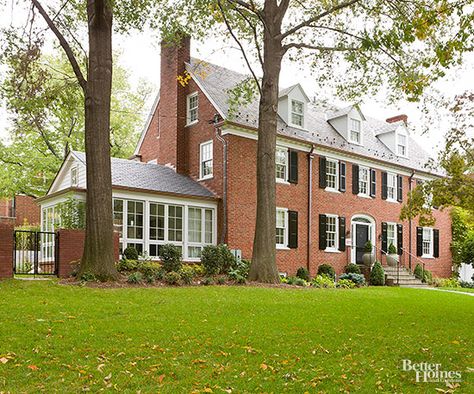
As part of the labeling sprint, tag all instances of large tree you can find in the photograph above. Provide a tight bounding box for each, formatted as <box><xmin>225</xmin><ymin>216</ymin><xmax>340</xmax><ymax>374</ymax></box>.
<box><xmin>168</xmin><ymin>0</ymin><xmax>474</xmax><ymax>282</ymax></box>
<box><xmin>0</xmin><ymin>51</ymin><xmax>150</xmax><ymax>198</ymax></box>
<box><xmin>0</xmin><ymin>0</ymin><xmax>156</xmax><ymax>279</ymax></box>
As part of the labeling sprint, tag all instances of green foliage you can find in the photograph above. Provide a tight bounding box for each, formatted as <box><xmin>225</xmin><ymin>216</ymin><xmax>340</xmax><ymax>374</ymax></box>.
<box><xmin>57</xmin><ymin>197</ymin><xmax>86</xmax><ymax>229</ymax></box>
<box><xmin>116</xmin><ymin>259</ymin><xmax>139</xmax><ymax>273</ymax></box>
<box><xmin>188</xmin><ymin>264</ymin><xmax>205</xmax><ymax>277</ymax></box>
<box><xmin>460</xmin><ymin>281</ymin><xmax>474</xmax><ymax>289</ymax></box>
<box><xmin>317</xmin><ymin>264</ymin><xmax>335</xmax><ymax>280</ymax></box>
<box><xmin>179</xmin><ymin>266</ymin><xmax>196</xmax><ymax>285</ymax></box>
<box><xmin>388</xmin><ymin>243</ymin><xmax>397</xmax><ymax>255</ymax></box>
<box><xmin>286</xmin><ymin>276</ymin><xmax>307</xmax><ymax>286</ymax></box>
<box><xmin>159</xmin><ymin>244</ymin><xmax>183</xmax><ymax>273</ymax></box>
<box><xmin>296</xmin><ymin>267</ymin><xmax>310</xmax><ymax>281</ymax></box>
<box><xmin>79</xmin><ymin>272</ymin><xmax>96</xmax><ymax>282</ymax></box>
<box><xmin>201</xmin><ymin>244</ymin><xmax>236</xmax><ymax>276</ymax></box>
<box><xmin>311</xmin><ymin>275</ymin><xmax>336</xmax><ymax>288</ymax></box>
<box><xmin>138</xmin><ymin>262</ymin><xmax>162</xmax><ymax>280</ymax></box>
<box><xmin>123</xmin><ymin>247</ymin><xmax>139</xmax><ymax>261</ymax></box>
<box><xmin>127</xmin><ymin>272</ymin><xmax>143</xmax><ymax>284</ymax></box>
<box><xmin>163</xmin><ymin>271</ymin><xmax>181</xmax><ymax>286</ymax></box>
<box><xmin>216</xmin><ymin>276</ymin><xmax>226</xmax><ymax>285</ymax></box>
<box><xmin>228</xmin><ymin>259</ymin><xmax>250</xmax><ymax>282</ymax></box>
<box><xmin>201</xmin><ymin>277</ymin><xmax>214</xmax><ymax>286</ymax></box>
<box><xmin>345</xmin><ymin>264</ymin><xmax>361</xmax><ymax>274</ymax></box>
<box><xmin>370</xmin><ymin>262</ymin><xmax>385</xmax><ymax>286</ymax></box>
<box><xmin>413</xmin><ymin>264</ymin><xmax>424</xmax><ymax>280</ymax></box>
<box><xmin>339</xmin><ymin>273</ymin><xmax>366</xmax><ymax>286</ymax></box>
<box><xmin>337</xmin><ymin>279</ymin><xmax>356</xmax><ymax>289</ymax></box>
<box><xmin>432</xmin><ymin>277</ymin><xmax>460</xmax><ymax>288</ymax></box>
<box><xmin>422</xmin><ymin>270</ymin><xmax>433</xmax><ymax>284</ymax></box>
<box><xmin>364</xmin><ymin>241</ymin><xmax>373</xmax><ymax>253</ymax></box>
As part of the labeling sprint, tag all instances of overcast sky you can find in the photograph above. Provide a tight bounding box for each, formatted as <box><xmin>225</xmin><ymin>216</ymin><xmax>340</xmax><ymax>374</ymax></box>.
<box><xmin>1</xmin><ymin>7</ymin><xmax>474</xmax><ymax>153</ymax></box>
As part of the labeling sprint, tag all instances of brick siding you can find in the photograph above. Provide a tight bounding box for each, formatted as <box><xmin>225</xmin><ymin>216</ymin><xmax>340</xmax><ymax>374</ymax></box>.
<box><xmin>0</xmin><ymin>196</ymin><xmax>40</xmax><ymax>226</ymax></box>
<box><xmin>0</xmin><ymin>223</ymin><xmax>14</xmax><ymax>279</ymax></box>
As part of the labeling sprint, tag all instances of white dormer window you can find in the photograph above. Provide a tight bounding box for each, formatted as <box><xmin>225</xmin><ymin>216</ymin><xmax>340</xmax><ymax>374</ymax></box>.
<box><xmin>70</xmin><ymin>167</ymin><xmax>78</xmax><ymax>187</ymax></box>
<box><xmin>398</xmin><ymin>134</ymin><xmax>407</xmax><ymax>156</ymax></box>
<box><xmin>186</xmin><ymin>92</ymin><xmax>199</xmax><ymax>125</ymax></box>
<box><xmin>349</xmin><ymin>118</ymin><xmax>361</xmax><ymax>144</ymax></box>
<box><xmin>291</xmin><ymin>100</ymin><xmax>304</xmax><ymax>127</ymax></box>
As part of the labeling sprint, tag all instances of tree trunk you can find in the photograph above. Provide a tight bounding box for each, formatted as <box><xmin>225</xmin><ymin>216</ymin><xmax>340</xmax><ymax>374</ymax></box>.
<box><xmin>79</xmin><ymin>0</ymin><xmax>118</xmax><ymax>280</ymax></box>
<box><xmin>248</xmin><ymin>3</ymin><xmax>284</xmax><ymax>283</ymax></box>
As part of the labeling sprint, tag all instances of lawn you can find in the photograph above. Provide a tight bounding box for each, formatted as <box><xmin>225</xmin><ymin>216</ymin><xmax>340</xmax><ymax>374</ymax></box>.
<box><xmin>0</xmin><ymin>280</ymin><xmax>472</xmax><ymax>393</ymax></box>
<box><xmin>441</xmin><ymin>287</ymin><xmax>474</xmax><ymax>294</ymax></box>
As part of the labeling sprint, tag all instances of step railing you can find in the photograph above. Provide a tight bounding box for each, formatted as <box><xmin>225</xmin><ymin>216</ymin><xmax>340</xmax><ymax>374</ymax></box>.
<box><xmin>400</xmin><ymin>247</ymin><xmax>426</xmax><ymax>278</ymax></box>
<box><xmin>372</xmin><ymin>244</ymin><xmax>402</xmax><ymax>285</ymax></box>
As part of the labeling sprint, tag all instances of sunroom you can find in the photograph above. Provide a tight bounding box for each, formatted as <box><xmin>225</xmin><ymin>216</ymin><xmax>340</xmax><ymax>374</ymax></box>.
<box><xmin>37</xmin><ymin>151</ymin><xmax>218</xmax><ymax>261</ymax></box>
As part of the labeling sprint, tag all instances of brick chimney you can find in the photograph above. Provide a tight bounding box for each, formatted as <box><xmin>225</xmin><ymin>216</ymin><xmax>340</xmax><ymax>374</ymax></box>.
<box><xmin>159</xmin><ymin>34</ymin><xmax>190</xmax><ymax>173</ymax></box>
<box><xmin>386</xmin><ymin>114</ymin><xmax>408</xmax><ymax>125</ymax></box>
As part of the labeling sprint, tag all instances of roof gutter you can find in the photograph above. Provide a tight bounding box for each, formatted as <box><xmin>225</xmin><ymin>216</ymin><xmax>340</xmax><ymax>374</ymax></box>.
<box><xmin>212</xmin><ymin>115</ymin><xmax>228</xmax><ymax>244</ymax></box>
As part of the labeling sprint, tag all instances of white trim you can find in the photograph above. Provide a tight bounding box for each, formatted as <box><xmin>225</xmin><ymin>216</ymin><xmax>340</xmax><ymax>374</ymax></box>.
<box><xmin>186</xmin><ymin>92</ymin><xmax>199</xmax><ymax>126</ymax></box>
<box><xmin>421</xmin><ymin>227</ymin><xmax>434</xmax><ymax>258</ymax></box>
<box><xmin>289</xmin><ymin>99</ymin><xmax>305</xmax><ymax>129</ymax></box>
<box><xmin>348</xmin><ymin>117</ymin><xmax>363</xmax><ymax>145</ymax></box>
<box><xmin>275</xmin><ymin>146</ymin><xmax>288</xmax><ymax>183</ymax></box>
<box><xmin>350</xmin><ymin>214</ymin><xmax>376</xmax><ymax>264</ymax></box>
<box><xmin>358</xmin><ymin>165</ymin><xmax>370</xmax><ymax>197</ymax></box>
<box><xmin>199</xmin><ymin>140</ymin><xmax>213</xmax><ymax>180</ymax></box>
<box><xmin>386</xmin><ymin>222</ymin><xmax>398</xmax><ymax>252</ymax></box>
<box><xmin>396</xmin><ymin>131</ymin><xmax>408</xmax><ymax>158</ymax></box>
<box><xmin>134</xmin><ymin>94</ymin><xmax>160</xmax><ymax>156</ymax></box>
<box><xmin>324</xmin><ymin>214</ymin><xmax>339</xmax><ymax>252</ymax></box>
<box><xmin>276</xmin><ymin>207</ymin><xmax>288</xmax><ymax>248</ymax></box>
<box><xmin>325</xmin><ymin>158</ymin><xmax>339</xmax><ymax>192</ymax></box>
<box><xmin>386</xmin><ymin>172</ymin><xmax>398</xmax><ymax>202</ymax></box>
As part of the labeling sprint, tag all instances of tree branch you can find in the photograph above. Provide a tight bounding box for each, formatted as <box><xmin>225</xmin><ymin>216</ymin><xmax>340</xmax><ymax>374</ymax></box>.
<box><xmin>280</xmin><ymin>0</ymin><xmax>362</xmax><ymax>40</ymax></box>
<box><xmin>283</xmin><ymin>42</ymin><xmax>360</xmax><ymax>52</ymax></box>
<box><xmin>32</xmin><ymin>0</ymin><xmax>87</xmax><ymax>92</ymax></box>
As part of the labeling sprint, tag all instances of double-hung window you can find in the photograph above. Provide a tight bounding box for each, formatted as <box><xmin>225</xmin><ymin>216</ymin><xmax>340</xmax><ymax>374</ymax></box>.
<box><xmin>398</xmin><ymin>134</ymin><xmax>407</xmax><ymax>156</ymax></box>
<box><xmin>186</xmin><ymin>92</ymin><xmax>199</xmax><ymax>125</ymax></box>
<box><xmin>291</xmin><ymin>100</ymin><xmax>304</xmax><ymax>127</ymax></box>
<box><xmin>187</xmin><ymin>207</ymin><xmax>214</xmax><ymax>259</ymax></box>
<box><xmin>275</xmin><ymin>147</ymin><xmax>288</xmax><ymax>182</ymax></box>
<box><xmin>349</xmin><ymin>118</ymin><xmax>361</xmax><ymax>144</ymax></box>
<box><xmin>387</xmin><ymin>173</ymin><xmax>397</xmax><ymax>201</ymax></box>
<box><xmin>387</xmin><ymin>223</ymin><xmax>397</xmax><ymax>250</ymax></box>
<box><xmin>326</xmin><ymin>215</ymin><xmax>338</xmax><ymax>251</ymax></box>
<box><xmin>422</xmin><ymin>228</ymin><xmax>433</xmax><ymax>257</ymax></box>
<box><xmin>199</xmin><ymin>141</ymin><xmax>213</xmax><ymax>179</ymax></box>
<box><xmin>359</xmin><ymin>166</ymin><xmax>369</xmax><ymax>196</ymax></box>
<box><xmin>276</xmin><ymin>208</ymin><xmax>288</xmax><ymax>248</ymax></box>
<box><xmin>326</xmin><ymin>159</ymin><xmax>339</xmax><ymax>190</ymax></box>
<box><xmin>70</xmin><ymin>167</ymin><xmax>78</xmax><ymax>187</ymax></box>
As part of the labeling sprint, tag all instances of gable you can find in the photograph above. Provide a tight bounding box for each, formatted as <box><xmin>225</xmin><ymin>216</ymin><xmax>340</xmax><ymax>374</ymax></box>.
<box><xmin>48</xmin><ymin>152</ymin><xmax>86</xmax><ymax>195</ymax></box>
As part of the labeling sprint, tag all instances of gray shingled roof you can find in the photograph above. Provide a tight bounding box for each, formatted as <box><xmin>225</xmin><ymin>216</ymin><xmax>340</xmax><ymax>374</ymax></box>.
<box><xmin>187</xmin><ymin>59</ymin><xmax>436</xmax><ymax>174</ymax></box>
<box><xmin>72</xmin><ymin>152</ymin><xmax>215</xmax><ymax>199</ymax></box>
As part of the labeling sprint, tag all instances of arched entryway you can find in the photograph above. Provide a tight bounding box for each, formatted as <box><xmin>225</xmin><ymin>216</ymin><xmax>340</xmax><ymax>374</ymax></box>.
<box><xmin>351</xmin><ymin>214</ymin><xmax>376</xmax><ymax>264</ymax></box>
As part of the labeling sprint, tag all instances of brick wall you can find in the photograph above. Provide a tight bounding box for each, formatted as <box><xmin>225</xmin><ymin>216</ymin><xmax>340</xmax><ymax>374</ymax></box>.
<box><xmin>0</xmin><ymin>223</ymin><xmax>14</xmax><ymax>279</ymax></box>
<box><xmin>0</xmin><ymin>196</ymin><xmax>40</xmax><ymax>226</ymax></box>
<box><xmin>57</xmin><ymin>229</ymin><xmax>120</xmax><ymax>278</ymax></box>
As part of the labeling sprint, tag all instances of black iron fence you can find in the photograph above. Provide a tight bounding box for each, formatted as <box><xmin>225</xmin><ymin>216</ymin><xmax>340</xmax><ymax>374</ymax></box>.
<box><xmin>13</xmin><ymin>231</ymin><xmax>58</xmax><ymax>275</ymax></box>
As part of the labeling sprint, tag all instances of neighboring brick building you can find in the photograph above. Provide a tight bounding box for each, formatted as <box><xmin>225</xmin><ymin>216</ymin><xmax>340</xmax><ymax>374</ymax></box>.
<box><xmin>0</xmin><ymin>195</ymin><xmax>40</xmax><ymax>226</ymax></box>
<box><xmin>39</xmin><ymin>36</ymin><xmax>453</xmax><ymax>278</ymax></box>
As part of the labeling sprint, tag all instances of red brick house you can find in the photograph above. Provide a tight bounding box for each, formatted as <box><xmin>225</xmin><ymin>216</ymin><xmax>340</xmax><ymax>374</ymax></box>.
<box><xmin>0</xmin><ymin>195</ymin><xmax>40</xmax><ymax>226</ymax></box>
<box><xmin>39</xmin><ymin>36</ymin><xmax>452</xmax><ymax>278</ymax></box>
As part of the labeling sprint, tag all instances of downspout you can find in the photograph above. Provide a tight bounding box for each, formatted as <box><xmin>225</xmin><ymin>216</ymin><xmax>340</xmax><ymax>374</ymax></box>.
<box><xmin>212</xmin><ymin>114</ymin><xmax>228</xmax><ymax>244</ymax></box>
<box><xmin>307</xmin><ymin>146</ymin><xmax>315</xmax><ymax>273</ymax></box>
<box><xmin>408</xmin><ymin>170</ymin><xmax>415</xmax><ymax>271</ymax></box>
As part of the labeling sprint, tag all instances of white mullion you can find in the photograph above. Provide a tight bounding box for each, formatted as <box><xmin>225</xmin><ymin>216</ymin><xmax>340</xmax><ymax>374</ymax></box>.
<box><xmin>184</xmin><ymin>205</ymin><xmax>188</xmax><ymax>260</ymax></box>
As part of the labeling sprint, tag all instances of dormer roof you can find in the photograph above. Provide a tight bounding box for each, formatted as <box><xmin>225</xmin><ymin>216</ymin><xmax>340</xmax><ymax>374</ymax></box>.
<box><xmin>326</xmin><ymin>104</ymin><xmax>366</xmax><ymax>121</ymax></box>
<box><xmin>278</xmin><ymin>83</ymin><xmax>310</xmax><ymax>102</ymax></box>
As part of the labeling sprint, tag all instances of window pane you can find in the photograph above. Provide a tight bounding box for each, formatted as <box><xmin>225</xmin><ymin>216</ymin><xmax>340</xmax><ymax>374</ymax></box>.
<box><xmin>326</xmin><ymin>216</ymin><xmax>337</xmax><ymax>249</ymax></box>
<box><xmin>275</xmin><ymin>148</ymin><xmax>287</xmax><ymax>180</ymax></box>
<box><xmin>168</xmin><ymin>205</ymin><xmax>183</xmax><ymax>242</ymax></box>
<box><xmin>127</xmin><ymin>201</ymin><xmax>144</xmax><ymax>240</ymax></box>
<box><xmin>359</xmin><ymin>167</ymin><xmax>369</xmax><ymax>195</ymax></box>
<box><xmin>291</xmin><ymin>100</ymin><xmax>304</xmax><ymax>126</ymax></box>
<box><xmin>200</xmin><ymin>142</ymin><xmax>213</xmax><ymax>177</ymax></box>
<box><xmin>188</xmin><ymin>246</ymin><xmax>202</xmax><ymax>258</ymax></box>
<box><xmin>326</xmin><ymin>160</ymin><xmax>338</xmax><ymax>189</ymax></box>
<box><xmin>149</xmin><ymin>203</ymin><xmax>165</xmax><ymax>241</ymax></box>
<box><xmin>188</xmin><ymin>207</ymin><xmax>202</xmax><ymax>243</ymax></box>
<box><xmin>276</xmin><ymin>210</ymin><xmax>286</xmax><ymax>245</ymax></box>
<box><xmin>205</xmin><ymin>209</ymin><xmax>213</xmax><ymax>244</ymax></box>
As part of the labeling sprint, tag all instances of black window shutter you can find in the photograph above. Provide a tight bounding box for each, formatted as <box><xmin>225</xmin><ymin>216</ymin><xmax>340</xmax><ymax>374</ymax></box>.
<box><xmin>397</xmin><ymin>224</ymin><xmax>403</xmax><ymax>255</ymax></box>
<box><xmin>319</xmin><ymin>157</ymin><xmax>327</xmax><ymax>188</ymax></box>
<box><xmin>381</xmin><ymin>222</ymin><xmax>388</xmax><ymax>253</ymax></box>
<box><xmin>288</xmin><ymin>211</ymin><xmax>298</xmax><ymax>249</ymax></box>
<box><xmin>338</xmin><ymin>217</ymin><xmax>346</xmax><ymax>252</ymax></box>
<box><xmin>352</xmin><ymin>164</ymin><xmax>359</xmax><ymax>194</ymax></box>
<box><xmin>416</xmin><ymin>227</ymin><xmax>423</xmax><ymax>257</ymax></box>
<box><xmin>319</xmin><ymin>214</ymin><xmax>327</xmax><ymax>250</ymax></box>
<box><xmin>397</xmin><ymin>175</ymin><xmax>403</xmax><ymax>202</ymax></box>
<box><xmin>370</xmin><ymin>169</ymin><xmax>376</xmax><ymax>197</ymax></box>
<box><xmin>288</xmin><ymin>150</ymin><xmax>298</xmax><ymax>184</ymax></box>
<box><xmin>381</xmin><ymin>172</ymin><xmax>388</xmax><ymax>200</ymax></box>
<box><xmin>433</xmin><ymin>229</ymin><xmax>440</xmax><ymax>258</ymax></box>
<box><xmin>339</xmin><ymin>162</ymin><xmax>346</xmax><ymax>192</ymax></box>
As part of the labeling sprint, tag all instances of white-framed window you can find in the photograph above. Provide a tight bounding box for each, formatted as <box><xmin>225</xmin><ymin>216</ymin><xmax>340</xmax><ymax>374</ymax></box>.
<box><xmin>275</xmin><ymin>147</ymin><xmax>288</xmax><ymax>182</ymax></box>
<box><xmin>291</xmin><ymin>99</ymin><xmax>304</xmax><ymax>127</ymax></box>
<box><xmin>149</xmin><ymin>203</ymin><xmax>165</xmax><ymax>241</ymax></box>
<box><xmin>422</xmin><ymin>227</ymin><xmax>433</xmax><ymax>257</ymax></box>
<box><xmin>186</xmin><ymin>92</ymin><xmax>199</xmax><ymax>125</ymax></box>
<box><xmin>326</xmin><ymin>159</ymin><xmax>339</xmax><ymax>190</ymax></box>
<box><xmin>326</xmin><ymin>214</ymin><xmax>339</xmax><ymax>251</ymax></box>
<box><xmin>70</xmin><ymin>167</ymin><xmax>78</xmax><ymax>187</ymax></box>
<box><xmin>387</xmin><ymin>223</ymin><xmax>397</xmax><ymax>251</ymax></box>
<box><xmin>349</xmin><ymin>118</ymin><xmax>361</xmax><ymax>144</ymax></box>
<box><xmin>359</xmin><ymin>166</ymin><xmax>369</xmax><ymax>196</ymax></box>
<box><xmin>168</xmin><ymin>205</ymin><xmax>183</xmax><ymax>242</ymax></box>
<box><xmin>387</xmin><ymin>172</ymin><xmax>397</xmax><ymax>201</ymax></box>
<box><xmin>113</xmin><ymin>199</ymin><xmax>124</xmax><ymax>238</ymax></box>
<box><xmin>187</xmin><ymin>207</ymin><xmax>214</xmax><ymax>259</ymax></box>
<box><xmin>127</xmin><ymin>200</ymin><xmax>144</xmax><ymax>241</ymax></box>
<box><xmin>398</xmin><ymin>134</ymin><xmax>407</xmax><ymax>156</ymax></box>
<box><xmin>199</xmin><ymin>140</ymin><xmax>213</xmax><ymax>179</ymax></box>
<box><xmin>276</xmin><ymin>208</ymin><xmax>288</xmax><ymax>248</ymax></box>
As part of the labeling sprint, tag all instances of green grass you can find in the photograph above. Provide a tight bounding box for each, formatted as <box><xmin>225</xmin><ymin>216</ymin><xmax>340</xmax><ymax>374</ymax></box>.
<box><xmin>0</xmin><ymin>280</ymin><xmax>472</xmax><ymax>393</ymax></box>
<box><xmin>440</xmin><ymin>287</ymin><xmax>474</xmax><ymax>294</ymax></box>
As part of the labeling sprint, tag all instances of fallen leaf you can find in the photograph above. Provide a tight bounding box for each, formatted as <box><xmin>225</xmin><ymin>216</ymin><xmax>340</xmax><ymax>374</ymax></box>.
<box><xmin>97</xmin><ymin>364</ymin><xmax>105</xmax><ymax>372</ymax></box>
<box><xmin>104</xmin><ymin>373</ymin><xmax>112</xmax><ymax>381</ymax></box>
<box><xmin>0</xmin><ymin>357</ymin><xmax>9</xmax><ymax>364</ymax></box>
<box><xmin>28</xmin><ymin>365</ymin><xmax>39</xmax><ymax>371</ymax></box>
<box><xmin>260</xmin><ymin>363</ymin><xmax>268</xmax><ymax>370</ymax></box>
<box><xmin>158</xmin><ymin>374</ymin><xmax>165</xmax><ymax>383</ymax></box>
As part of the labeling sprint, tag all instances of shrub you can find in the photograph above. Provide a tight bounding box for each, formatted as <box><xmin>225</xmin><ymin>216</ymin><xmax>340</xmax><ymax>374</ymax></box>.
<box><xmin>345</xmin><ymin>264</ymin><xmax>361</xmax><ymax>274</ymax></box>
<box><xmin>337</xmin><ymin>279</ymin><xmax>356</xmax><ymax>289</ymax></box>
<box><xmin>201</xmin><ymin>244</ymin><xmax>237</xmax><ymax>276</ymax></box>
<box><xmin>138</xmin><ymin>262</ymin><xmax>162</xmax><ymax>279</ymax></box>
<box><xmin>179</xmin><ymin>266</ymin><xmax>195</xmax><ymax>285</ymax></box>
<box><xmin>422</xmin><ymin>269</ymin><xmax>433</xmax><ymax>284</ymax></box>
<box><xmin>216</xmin><ymin>276</ymin><xmax>226</xmax><ymax>285</ymax></box>
<box><xmin>189</xmin><ymin>263</ymin><xmax>205</xmax><ymax>277</ymax></box>
<box><xmin>364</xmin><ymin>240</ymin><xmax>373</xmax><ymax>253</ymax></box>
<box><xmin>218</xmin><ymin>244</ymin><xmax>237</xmax><ymax>274</ymax></box>
<box><xmin>370</xmin><ymin>261</ymin><xmax>385</xmax><ymax>286</ymax></box>
<box><xmin>80</xmin><ymin>272</ymin><xmax>96</xmax><ymax>282</ymax></box>
<box><xmin>413</xmin><ymin>264</ymin><xmax>424</xmax><ymax>280</ymax></box>
<box><xmin>296</xmin><ymin>267</ymin><xmax>310</xmax><ymax>281</ymax></box>
<box><xmin>317</xmin><ymin>264</ymin><xmax>335</xmax><ymax>279</ymax></box>
<box><xmin>460</xmin><ymin>281</ymin><xmax>474</xmax><ymax>289</ymax></box>
<box><xmin>201</xmin><ymin>277</ymin><xmax>214</xmax><ymax>286</ymax></box>
<box><xmin>339</xmin><ymin>273</ymin><xmax>366</xmax><ymax>286</ymax></box>
<box><xmin>388</xmin><ymin>243</ymin><xmax>397</xmax><ymax>254</ymax></box>
<box><xmin>127</xmin><ymin>272</ymin><xmax>143</xmax><ymax>284</ymax></box>
<box><xmin>159</xmin><ymin>244</ymin><xmax>183</xmax><ymax>273</ymax></box>
<box><xmin>123</xmin><ymin>246</ymin><xmax>139</xmax><ymax>261</ymax></box>
<box><xmin>228</xmin><ymin>259</ymin><xmax>250</xmax><ymax>282</ymax></box>
<box><xmin>116</xmin><ymin>259</ymin><xmax>139</xmax><ymax>272</ymax></box>
<box><xmin>163</xmin><ymin>271</ymin><xmax>181</xmax><ymax>286</ymax></box>
<box><xmin>311</xmin><ymin>275</ymin><xmax>335</xmax><ymax>288</ymax></box>
<box><xmin>432</xmin><ymin>277</ymin><xmax>460</xmax><ymax>288</ymax></box>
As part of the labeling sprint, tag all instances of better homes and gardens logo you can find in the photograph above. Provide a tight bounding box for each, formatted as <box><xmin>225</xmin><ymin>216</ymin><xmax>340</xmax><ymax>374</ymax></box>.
<box><xmin>402</xmin><ymin>359</ymin><xmax>462</xmax><ymax>383</ymax></box>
